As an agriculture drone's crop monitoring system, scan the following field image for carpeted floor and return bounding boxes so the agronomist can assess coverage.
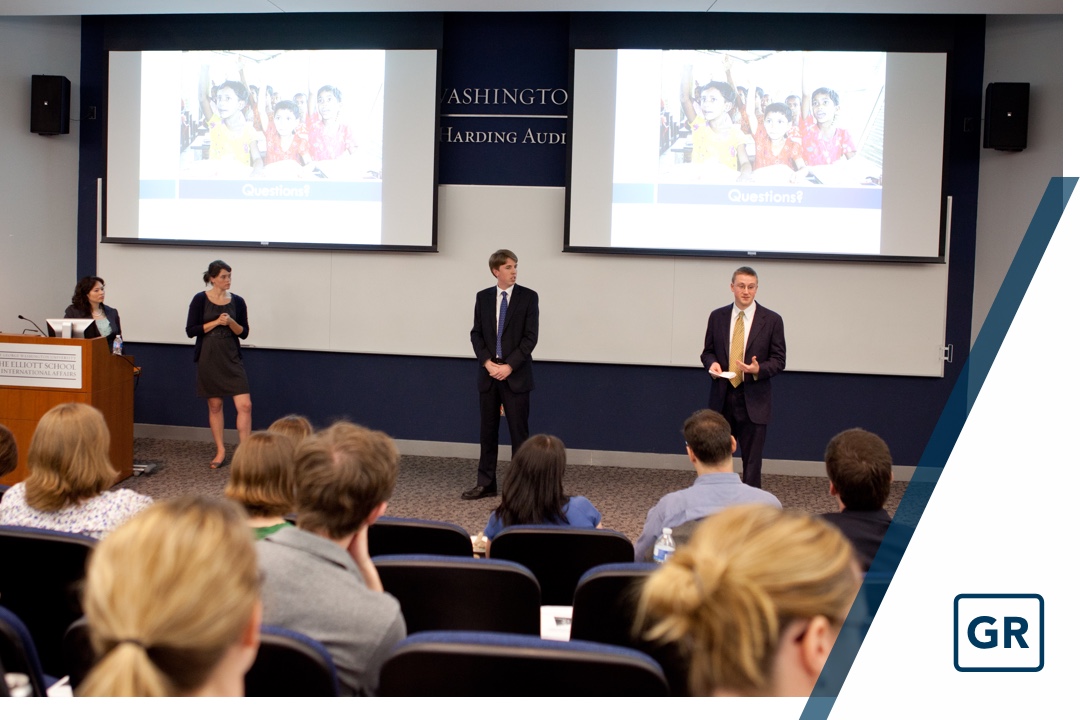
[118,437,908,544]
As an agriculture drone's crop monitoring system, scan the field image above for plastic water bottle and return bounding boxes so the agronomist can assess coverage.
[653,527,676,564]
[112,335,123,355]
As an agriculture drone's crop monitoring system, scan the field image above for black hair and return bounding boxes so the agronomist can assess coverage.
[811,87,841,106]
[203,260,232,285]
[316,85,342,103]
[763,102,793,123]
[273,100,302,121]
[700,81,737,106]
[493,435,569,527]
[71,276,105,315]
[214,81,249,105]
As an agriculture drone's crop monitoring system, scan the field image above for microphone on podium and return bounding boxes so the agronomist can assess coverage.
[18,315,46,336]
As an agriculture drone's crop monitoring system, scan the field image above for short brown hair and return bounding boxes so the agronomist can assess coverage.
[488,249,518,273]
[824,428,892,511]
[294,422,398,539]
[267,414,314,443]
[731,266,758,283]
[0,424,17,478]
[683,410,733,466]
[24,404,117,512]
[225,431,297,518]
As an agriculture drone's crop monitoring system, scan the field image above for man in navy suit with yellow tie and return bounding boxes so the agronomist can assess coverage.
[700,266,786,489]
[463,249,540,500]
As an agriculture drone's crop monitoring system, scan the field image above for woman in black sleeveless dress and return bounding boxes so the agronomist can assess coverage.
[185,260,251,468]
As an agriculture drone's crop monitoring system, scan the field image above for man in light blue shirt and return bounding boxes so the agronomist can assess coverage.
[634,409,781,561]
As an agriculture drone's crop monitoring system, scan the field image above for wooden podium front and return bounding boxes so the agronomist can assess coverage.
[0,334,134,486]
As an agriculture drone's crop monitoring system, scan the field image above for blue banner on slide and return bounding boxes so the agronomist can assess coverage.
[613,183,882,209]
[140,180,382,202]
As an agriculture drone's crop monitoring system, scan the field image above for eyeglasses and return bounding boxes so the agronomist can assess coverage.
[734,284,757,291]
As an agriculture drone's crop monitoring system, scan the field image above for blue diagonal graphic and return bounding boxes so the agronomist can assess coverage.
[801,177,1077,719]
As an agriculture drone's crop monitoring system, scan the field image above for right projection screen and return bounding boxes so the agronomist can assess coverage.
[566,49,947,261]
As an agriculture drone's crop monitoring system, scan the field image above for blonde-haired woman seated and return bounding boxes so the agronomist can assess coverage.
[225,430,297,540]
[0,403,152,538]
[79,495,262,697]
[636,504,861,697]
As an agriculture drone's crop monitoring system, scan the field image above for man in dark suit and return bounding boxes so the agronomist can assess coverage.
[700,266,786,488]
[463,249,539,500]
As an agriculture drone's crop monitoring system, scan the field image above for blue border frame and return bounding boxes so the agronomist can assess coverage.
[953,593,1044,672]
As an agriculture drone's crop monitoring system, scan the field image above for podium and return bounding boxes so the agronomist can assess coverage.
[0,334,134,486]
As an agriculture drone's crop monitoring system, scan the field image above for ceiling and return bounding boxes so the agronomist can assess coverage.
[0,0,1064,16]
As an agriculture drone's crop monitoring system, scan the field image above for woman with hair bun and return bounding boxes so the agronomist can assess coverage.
[79,496,262,697]
[185,259,252,469]
[636,504,861,697]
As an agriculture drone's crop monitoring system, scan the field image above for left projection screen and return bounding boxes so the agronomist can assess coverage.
[105,49,439,251]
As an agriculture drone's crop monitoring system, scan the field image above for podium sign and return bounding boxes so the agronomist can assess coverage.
[0,343,83,389]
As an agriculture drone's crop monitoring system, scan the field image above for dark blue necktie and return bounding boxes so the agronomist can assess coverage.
[496,290,508,359]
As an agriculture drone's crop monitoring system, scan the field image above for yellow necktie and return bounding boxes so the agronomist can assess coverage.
[730,310,745,388]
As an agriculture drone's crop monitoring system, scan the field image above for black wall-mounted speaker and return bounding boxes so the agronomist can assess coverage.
[30,74,71,136]
[983,82,1029,152]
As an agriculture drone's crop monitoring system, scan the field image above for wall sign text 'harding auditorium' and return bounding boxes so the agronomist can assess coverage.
[440,87,568,145]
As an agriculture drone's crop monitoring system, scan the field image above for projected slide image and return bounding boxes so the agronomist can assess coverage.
[178,49,384,181]
[653,50,884,187]
[109,47,439,249]
[606,49,887,255]
[120,49,386,245]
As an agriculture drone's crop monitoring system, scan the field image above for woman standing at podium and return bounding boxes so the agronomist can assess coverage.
[186,260,251,470]
[63,276,122,346]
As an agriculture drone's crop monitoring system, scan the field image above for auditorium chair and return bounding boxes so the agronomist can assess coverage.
[0,606,53,696]
[368,516,474,557]
[374,554,541,634]
[377,630,669,696]
[0,525,96,677]
[569,561,655,646]
[245,625,340,697]
[61,616,94,689]
[569,562,691,695]
[487,526,635,605]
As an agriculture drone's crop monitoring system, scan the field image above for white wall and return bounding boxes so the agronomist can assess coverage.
[0,16,81,335]
[972,15,1064,343]
[0,13,1064,357]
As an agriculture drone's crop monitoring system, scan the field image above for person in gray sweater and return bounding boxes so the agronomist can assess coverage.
[257,421,406,696]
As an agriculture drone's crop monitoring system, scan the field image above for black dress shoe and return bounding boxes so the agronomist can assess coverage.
[461,485,497,500]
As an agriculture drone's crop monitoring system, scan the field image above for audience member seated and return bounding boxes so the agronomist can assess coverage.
[267,414,314,443]
[256,421,406,696]
[79,496,262,697]
[0,404,151,538]
[635,504,861,697]
[0,423,16,482]
[819,428,895,570]
[633,409,780,562]
[483,434,602,543]
[225,431,298,540]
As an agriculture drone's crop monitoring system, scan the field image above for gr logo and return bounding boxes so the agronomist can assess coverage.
[954,594,1044,672]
